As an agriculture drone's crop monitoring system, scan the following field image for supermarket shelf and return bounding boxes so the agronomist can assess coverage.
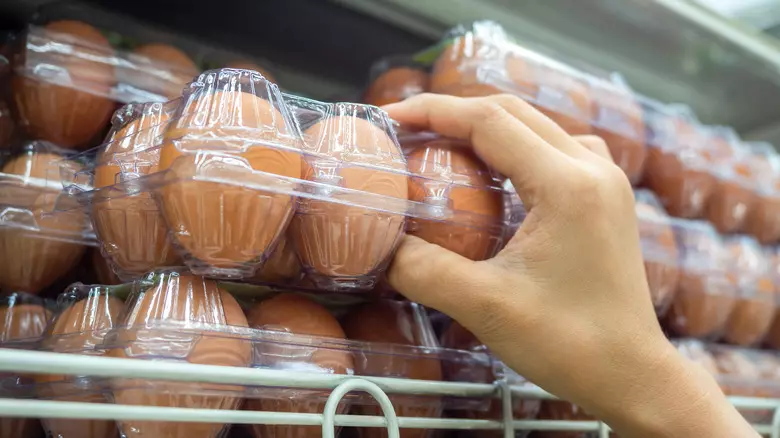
[1,349,779,437]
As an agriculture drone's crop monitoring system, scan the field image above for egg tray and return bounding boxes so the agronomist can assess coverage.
[45,68,522,287]
[10,274,512,415]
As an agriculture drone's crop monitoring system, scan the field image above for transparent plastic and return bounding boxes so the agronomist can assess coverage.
[634,190,679,315]
[702,128,754,234]
[0,100,15,151]
[764,247,780,349]
[0,142,95,294]
[663,219,737,339]
[364,56,429,107]
[57,68,521,290]
[743,142,780,244]
[535,401,597,438]
[722,236,776,347]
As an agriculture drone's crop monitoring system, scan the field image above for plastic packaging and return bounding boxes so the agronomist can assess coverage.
[702,128,754,234]
[664,220,737,339]
[59,68,520,290]
[743,142,780,244]
[35,284,124,438]
[722,236,776,346]
[364,56,429,107]
[764,247,780,349]
[0,142,94,294]
[0,292,50,438]
[641,101,716,219]
[0,100,15,150]
[440,320,539,438]
[533,401,597,438]
[634,190,679,315]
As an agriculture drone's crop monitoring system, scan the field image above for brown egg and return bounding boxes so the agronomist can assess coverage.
[441,321,539,437]
[530,65,592,136]
[245,294,353,438]
[13,21,115,148]
[635,192,680,315]
[763,249,780,348]
[293,112,407,289]
[109,273,251,438]
[745,189,780,245]
[589,81,646,184]
[92,102,179,279]
[252,236,301,284]
[664,220,737,339]
[706,158,755,234]
[122,44,199,99]
[710,347,769,422]
[91,249,121,285]
[0,297,48,438]
[0,100,14,150]
[342,301,442,438]
[643,147,715,219]
[158,78,301,277]
[36,289,123,438]
[226,61,275,83]
[722,237,775,346]
[365,67,428,107]
[534,401,596,438]
[405,137,504,261]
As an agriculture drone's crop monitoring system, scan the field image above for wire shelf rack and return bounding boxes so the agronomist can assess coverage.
[0,348,778,437]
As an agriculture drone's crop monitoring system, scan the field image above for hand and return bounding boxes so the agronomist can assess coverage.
[384,94,757,438]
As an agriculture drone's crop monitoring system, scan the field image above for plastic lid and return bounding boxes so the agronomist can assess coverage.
[635,189,678,263]
[0,292,50,345]
[669,219,727,272]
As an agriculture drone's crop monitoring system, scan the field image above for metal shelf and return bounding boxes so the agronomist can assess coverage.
[1,349,779,437]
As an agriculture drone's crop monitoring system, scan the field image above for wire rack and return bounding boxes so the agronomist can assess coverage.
[0,348,779,438]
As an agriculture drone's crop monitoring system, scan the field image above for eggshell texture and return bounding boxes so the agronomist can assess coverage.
[225,62,275,83]
[710,348,770,422]
[13,21,115,148]
[745,192,780,244]
[723,239,775,346]
[706,160,756,234]
[441,321,539,437]
[109,273,251,438]
[342,301,442,438]
[643,148,715,218]
[0,193,86,294]
[92,109,179,278]
[36,293,123,438]
[534,401,595,438]
[158,91,301,275]
[635,202,679,314]
[253,236,301,284]
[0,417,44,438]
[406,140,504,261]
[123,44,199,99]
[365,67,428,107]
[666,272,737,339]
[0,101,15,150]
[293,116,407,284]
[91,249,120,285]
[246,294,353,438]
[589,85,646,183]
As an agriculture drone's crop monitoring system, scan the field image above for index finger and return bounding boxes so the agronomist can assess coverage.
[384,94,575,206]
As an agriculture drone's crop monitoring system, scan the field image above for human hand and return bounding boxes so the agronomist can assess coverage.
[384,93,756,438]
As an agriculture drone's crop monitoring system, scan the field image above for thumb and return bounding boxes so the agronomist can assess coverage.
[387,235,499,320]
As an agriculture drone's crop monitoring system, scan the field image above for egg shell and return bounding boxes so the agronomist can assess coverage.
[405,138,505,261]
[92,107,179,278]
[91,249,121,285]
[342,301,442,438]
[665,272,737,339]
[293,115,407,288]
[763,305,780,349]
[0,417,44,438]
[635,198,680,314]
[705,177,755,234]
[710,347,771,422]
[252,236,301,284]
[120,44,199,99]
[225,62,275,83]
[245,294,353,438]
[534,400,595,438]
[158,87,301,277]
[36,291,123,438]
[13,21,115,149]
[365,67,428,107]
[440,321,539,437]
[0,194,86,294]
[643,148,715,219]
[109,273,251,438]
[745,192,780,244]
[589,83,646,184]
[0,101,15,150]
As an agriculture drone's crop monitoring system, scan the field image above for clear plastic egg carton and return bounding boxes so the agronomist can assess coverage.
[419,20,646,184]
[19,271,514,438]
[55,68,522,291]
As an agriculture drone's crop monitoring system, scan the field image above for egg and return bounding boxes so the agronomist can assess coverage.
[109,272,251,438]
[225,62,275,83]
[245,293,353,438]
[121,44,199,99]
[91,249,120,285]
[0,296,48,438]
[589,81,646,184]
[710,347,770,422]
[664,220,737,338]
[293,112,407,289]
[643,148,716,219]
[92,102,179,279]
[252,236,301,284]
[13,21,115,148]
[535,401,596,438]
[405,137,504,261]
[342,301,442,438]
[742,146,780,244]
[634,191,679,315]
[705,147,755,234]
[365,66,428,107]
[158,76,301,277]
[0,100,15,150]
[722,237,775,347]
[36,288,123,438]
[440,321,539,437]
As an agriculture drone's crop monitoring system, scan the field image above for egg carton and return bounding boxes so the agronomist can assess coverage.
[363,55,429,107]
[50,68,522,289]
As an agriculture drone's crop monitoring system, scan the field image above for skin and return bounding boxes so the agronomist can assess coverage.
[383,93,758,438]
